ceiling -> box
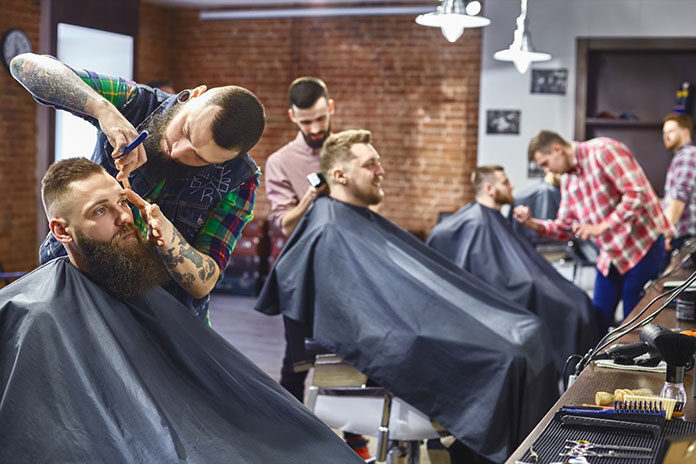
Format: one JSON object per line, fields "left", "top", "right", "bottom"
{"left": 143, "top": 0, "right": 436, "bottom": 9}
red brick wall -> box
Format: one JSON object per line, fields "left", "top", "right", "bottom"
{"left": 1, "top": 3, "right": 481, "bottom": 276}
{"left": 138, "top": 7, "right": 480, "bottom": 235}
{"left": 0, "top": 1, "right": 40, "bottom": 276}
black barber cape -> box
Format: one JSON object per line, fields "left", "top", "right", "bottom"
{"left": 255, "top": 197, "right": 558, "bottom": 463}
{"left": 0, "top": 258, "right": 363, "bottom": 464}
{"left": 507, "top": 181, "right": 561, "bottom": 245}
{"left": 427, "top": 202, "right": 599, "bottom": 373}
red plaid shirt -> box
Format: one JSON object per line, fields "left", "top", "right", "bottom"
{"left": 536, "top": 138, "right": 671, "bottom": 276}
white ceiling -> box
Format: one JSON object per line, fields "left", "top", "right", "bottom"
{"left": 143, "top": 0, "right": 436, "bottom": 8}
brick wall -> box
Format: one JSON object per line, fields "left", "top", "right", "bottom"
{"left": 0, "top": 1, "right": 40, "bottom": 276}
{"left": 138, "top": 6, "right": 480, "bottom": 235}
{"left": 0, "top": 2, "right": 481, "bottom": 276}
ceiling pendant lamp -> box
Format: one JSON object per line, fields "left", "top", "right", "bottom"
{"left": 416, "top": 0, "right": 490, "bottom": 43}
{"left": 493, "top": 0, "right": 551, "bottom": 73}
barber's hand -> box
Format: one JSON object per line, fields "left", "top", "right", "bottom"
{"left": 513, "top": 205, "right": 531, "bottom": 224}
{"left": 572, "top": 222, "right": 608, "bottom": 241}
{"left": 95, "top": 105, "right": 148, "bottom": 186}
{"left": 300, "top": 183, "right": 329, "bottom": 206}
{"left": 125, "top": 188, "right": 173, "bottom": 248}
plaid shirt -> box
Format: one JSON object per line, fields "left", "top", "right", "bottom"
{"left": 73, "top": 68, "right": 257, "bottom": 278}
{"left": 663, "top": 143, "right": 696, "bottom": 238}
{"left": 536, "top": 138, "right": 671, "bottom": 276}
{"left": 132, "top": 177, "right": 258, "bottom": 275}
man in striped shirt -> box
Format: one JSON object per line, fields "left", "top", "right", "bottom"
{"left": 10, "top": 53, "right": 265, "bottom": 323}
{"left": 514, "top": 131, "right": 671, "bottom": 332}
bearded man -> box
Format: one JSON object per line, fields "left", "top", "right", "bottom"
{"left": 11, "top": 53, "right": 266, "bottom": 323}
{"left": 256, "top": 131, "right": 559, "bottom": 463}
{"left": 427, "top": 165, "right": 599, "bottom": 372}
{"left": 0, "top": 158, "right": 364, "bottom": 463}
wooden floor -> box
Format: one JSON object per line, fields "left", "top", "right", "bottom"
{"left": 208, "top": 293, "right": 284, "bottom": 381}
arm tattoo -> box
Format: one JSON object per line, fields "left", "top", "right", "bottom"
{"left": 160, "top": 227, "right": 218, "bottom": 290}
{"left": 11, "top": 55, "right": 89, "bottom": 112}
{"left": 172, "top": 271, "right": 195, "bottom": 290}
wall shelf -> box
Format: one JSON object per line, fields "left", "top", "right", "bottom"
{"left": 575, "top": 38, "right": 696, "bottom": 197}
{"left": 585, "top": 118, "right": 663, "bottom": 128}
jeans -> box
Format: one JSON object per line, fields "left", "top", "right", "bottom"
{"left": 279, "top": 316, "right": 311, "bottom": 402}
{"left": 592, "top": 236, "right": 665, "bottom": 332}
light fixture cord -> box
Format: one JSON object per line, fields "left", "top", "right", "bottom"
{"left": 512, "top": 0, "right": 528, "bottom": 48}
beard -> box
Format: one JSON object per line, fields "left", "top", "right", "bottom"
{"left": 494, "top": 188, "right": 514, "bottom": 206}
{"left": 354, "top": 181, "right": 384, "bottom": 206}
{"left": 302, "top": 121, "right": 332, "bottom": 149}
{"left": 74, "top": 225, "right": 171, "bottom": 298}
{"left": 140, "top": 104, "right": 204, "bottom": 179}
{"left": 664, "top": 138, "right": 681, "bottom": 152}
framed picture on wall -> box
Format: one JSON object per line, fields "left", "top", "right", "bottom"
{"left": 528, "top": 160, "right": 544, "bottom": 178}
{"left": 531, "top": 69, "right": 568, "bottom": 95}
{"left": 486, "top": 110, "right": 520, "bottom": 134}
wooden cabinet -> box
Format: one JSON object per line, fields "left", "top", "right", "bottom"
{"left": 575, "top": 38, "right": 696, "bottom": 197}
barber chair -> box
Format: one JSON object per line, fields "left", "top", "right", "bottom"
{"left": 299, "top": 340, "right": 448, "bottom": 463}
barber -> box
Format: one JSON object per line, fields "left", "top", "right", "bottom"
{"left": 514, "top": 131, "right": 672, "bottom": 332}
{"left": 11, "top": 53, "right": 265, "bottom": 323}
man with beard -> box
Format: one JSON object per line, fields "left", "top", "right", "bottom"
{"left": 10, "top": 53, "right": 265, "bottom": 323}
{"left": 266, "top": 77, "right": 333, "bottom": 238}
{"left": 256, "top": 131, "right": 559, "bottom": 463}
{"left": 514, "top": 131, "right": 671, "bottom": 332}
{"left": 265, "top": 79, "right": 372, "bottom": 459}
{"left": 0, "top": 157, "right": 366, "bottom": 463}
{"left": 427, "top": 165, "right": 599, "bottom": 371}
{"left": 662, "top": 113, "right": 696, "bottom": 251}
{"left": 41, "top": 158, "right": 171, "bottom": 295}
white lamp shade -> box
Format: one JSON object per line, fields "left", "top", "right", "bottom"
{"left": 415, "top": 11, "right": 491, "bottom": 29}
{"left": 493, "top": 48, "right": 551, "bottom": 73}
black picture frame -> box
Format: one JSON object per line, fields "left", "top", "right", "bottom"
{"left": 531, "top": 68, "right": 568, "bottom": 95}
{"left": 486, "top": 110, "right": 520, "bottom": 135}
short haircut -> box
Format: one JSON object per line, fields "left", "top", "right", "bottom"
{"left": 471, "top": 165, "right": 504, "bottom": 195}
{"left": 320, "top": 129, "right": 371, "bottom": 180}
{"left": 288, "top": 77, "right": 329, "bottom": 109}
{"left": 528, "top": 130, "right": 570, "bottom": 161}
{"left": 41, "top": 157, "right": 105, "bottom": 217}
{"left": 664, "top": 112, "right": 694, "bottom": 133}
{"left": 207, "top": 86, "right": 266, "bottom": 156}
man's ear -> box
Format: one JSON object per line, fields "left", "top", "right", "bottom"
{"left": 49, "top": 218, "right": 74, "bottom": 244}
{"left": 328, "top": 98, "right": 335, "bottom": 116}
{"left": 483, "top": 182, "right": 494, "bottom": 197}
{"left": 332, "top": 167, "right": 347, "bottom": 185}
{"left": 288, "top": 107, "right": 297, "bottom": 124}
{"left": 189, "top": 85, "right": 207, "bottom": 99}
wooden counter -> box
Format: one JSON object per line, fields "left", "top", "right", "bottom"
{"left": 505, "top": 250, "right": 696, "bottom": 463}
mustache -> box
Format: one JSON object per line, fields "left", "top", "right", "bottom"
{"left": 112, "top": 224, "right": 141, "bottom": 243}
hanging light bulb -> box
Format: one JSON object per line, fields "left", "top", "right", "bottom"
{"left": 493, "top": 0, "right": 551, "bottom": 73}
{"left": 465, "top": 1, "right": 481, "bottom": 16}
{"left": 416, "top": 0, "right": 490, "bottom": 44}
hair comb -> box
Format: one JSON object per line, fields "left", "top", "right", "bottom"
{"left": 616, "top": 395, "right": 677, "bottom": 420}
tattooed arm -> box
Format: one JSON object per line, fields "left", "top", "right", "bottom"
{"left": 125, "top": 189, "right": 220, "bottom": 299}
{"left": 159, "top": 228, "right": 221, "bottom": 298}
{"left": 10, "top": 53, "right": 146, "bottom": 181}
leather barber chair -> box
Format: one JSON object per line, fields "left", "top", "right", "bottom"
{"left": 299, "top": 340, "right": 448, "bottom": 464}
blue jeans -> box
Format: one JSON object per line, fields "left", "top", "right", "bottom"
{"left": 592, "top": 236, "right": 665, "bottom": 332}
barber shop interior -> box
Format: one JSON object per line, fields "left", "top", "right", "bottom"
{"left": 4, "top": 0, "right": 696, "bottom": 463}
